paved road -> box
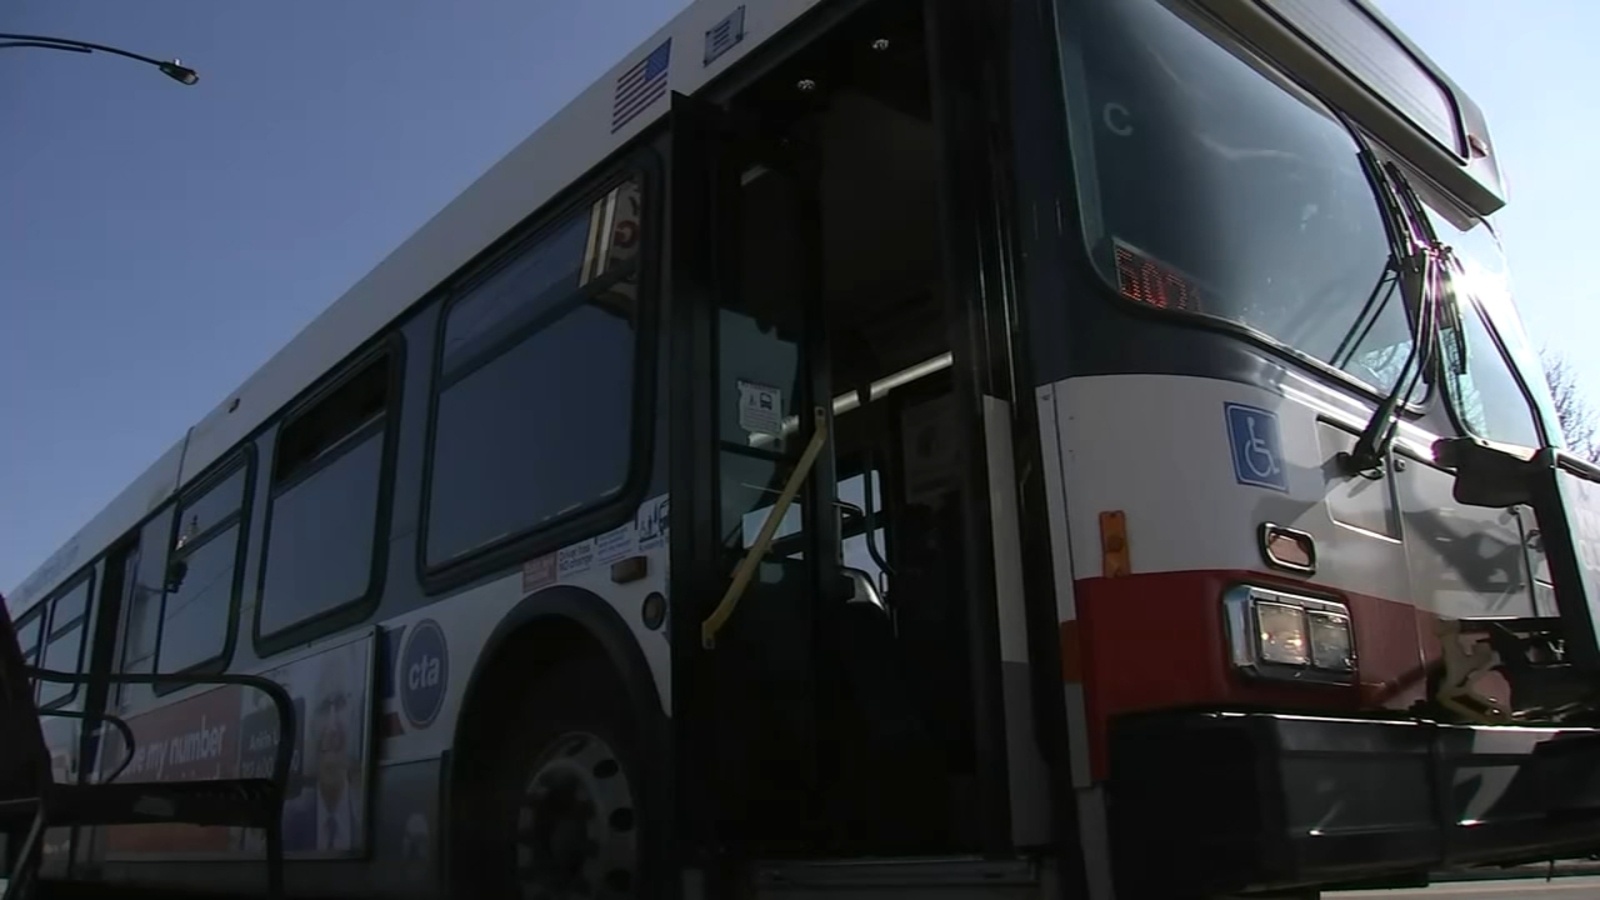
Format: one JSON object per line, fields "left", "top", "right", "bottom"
{"left": 1332, "top": 876, "right": 1600, "bottom": 899}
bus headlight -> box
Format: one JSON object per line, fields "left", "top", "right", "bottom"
{"left": 1224, "top": 586, "right": 1355, "bottom": 683}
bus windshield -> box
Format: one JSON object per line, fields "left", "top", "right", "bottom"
{"left": 1057, "top": 0, "right": 1416, "bottom": 394}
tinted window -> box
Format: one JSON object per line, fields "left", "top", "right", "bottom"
{"left": 1059, "top": 0, "right": 1412, "bottom": 391}
{"left": 426, "top": 179, "right": 644, "bottom": 566}
{"left": 160, "top": 523, "right": 240, "bottom": 672}
{"left": 120, "top": 509, "right": 173, "bottom": 676}
{"left": 259, "top": 429, "right": 384, "bottom": 636}
{"left": 443, "top": 216, "right": 590, "bottom": 372}
{"left": 38, "top": 575, "right": 91, "bottom": 706}
{"left": 271, "top": 359, "right": 388, "bottom": 482}
{"left": 39, "top": 625, "right": 84, "bottom": 706}
{"left": 258, "top": 357, "right": 390, "bottom": 638}
{"left": 175, "top": 467, "right": 246, "bottom": 551}
{"left": 443, "top": 180, "right": 642, "bottom": 375}
{"left": 50, "top": 578, "right": 89, "bottom": 630}
{"left": 159, "top": 465, "right": 248, "bottom": 673}
{"left": 16, "top": 608, "right": 43, "bottom": 664}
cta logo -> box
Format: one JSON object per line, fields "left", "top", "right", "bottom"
{"left": 399, "top": 619, "right": 449, "bottom": 730}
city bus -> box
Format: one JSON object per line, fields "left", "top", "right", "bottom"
{"left": 10, "top": 0, "right": 1600, "bottom": 897}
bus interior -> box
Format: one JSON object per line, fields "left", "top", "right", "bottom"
{"left": 689, "top": 0, "right": 987, "bottom": 858}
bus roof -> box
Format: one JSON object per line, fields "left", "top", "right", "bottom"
{"left": 7, "top": 0, "right": 818, "bottom": 613}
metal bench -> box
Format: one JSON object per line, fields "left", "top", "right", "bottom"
{"left": 0, "top": 597, "right": 294, "bottom": 900}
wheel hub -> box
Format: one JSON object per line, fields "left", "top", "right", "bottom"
{"left": 516, "top": 732, "right": 638, "bottom": 899}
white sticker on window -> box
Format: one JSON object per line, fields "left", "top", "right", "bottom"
{"left": 736, "top": 380, "right": 784, "bottom": 437}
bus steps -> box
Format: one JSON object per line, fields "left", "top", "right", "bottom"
{"left": 749, "top": 856, "right": 1045, "bottom": 899}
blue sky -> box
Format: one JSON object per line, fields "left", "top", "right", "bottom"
{"left": 2, "top": 0, "right": 1596, "bottom": 593}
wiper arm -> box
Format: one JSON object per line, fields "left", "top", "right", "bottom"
{"left": 1338, "top": 139, "right": 1448, "bottom": 476}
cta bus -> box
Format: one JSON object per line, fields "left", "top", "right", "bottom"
{"left": 11, "top": 0, "right": 1600, "bottom": 897}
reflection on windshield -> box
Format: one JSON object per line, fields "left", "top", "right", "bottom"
{"left": 1057, "top": 0, "right": 1414, "bottom": 393}
{"left": 1426, "top": 206, "right": 1557, "bottom": 448}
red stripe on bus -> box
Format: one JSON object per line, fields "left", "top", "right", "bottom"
{"left": 1070, "top": 569, "right": 1467, "bottom": 780}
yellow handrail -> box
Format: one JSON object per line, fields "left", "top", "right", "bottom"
{"left": 701, "top": 406, "right": 829, "bottom": 649}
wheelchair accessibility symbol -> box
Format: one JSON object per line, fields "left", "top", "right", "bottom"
{"left": 1224, "top": 402, "right": 1288, "bottom": 492}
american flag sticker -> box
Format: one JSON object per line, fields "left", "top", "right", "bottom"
{"left": 613, "top": 38, "right": 672, "bottom": 133}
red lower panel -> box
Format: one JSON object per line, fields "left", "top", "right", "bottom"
{"left": 1070, "top": 570, "right": 1435, "bottom": 779}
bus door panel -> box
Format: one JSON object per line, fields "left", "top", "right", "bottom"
{"left": 1397, "top": 458, "right": 1538, "bottom": 623}
{"left": 667, "top": 91, "right": 839, "bottom": 849}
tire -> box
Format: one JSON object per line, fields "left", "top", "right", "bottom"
{"left": 457, "top": 653, "right": 656, "bottom": 900}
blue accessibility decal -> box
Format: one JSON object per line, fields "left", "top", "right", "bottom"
{"left": 1224, "top": 402, "right": 1287, "bottom": 492}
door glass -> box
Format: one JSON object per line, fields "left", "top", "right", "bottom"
{"left": 724, "top": 452, "right": 804, "bottom": 556}
{"left": 739, "top": 471, "right": 886, "bottom": 568}
{"left": 720, "top": 308, "right": 803, "bottom": 453}
{"left": 838, "top": 473, "right": 888, "bottom": 586}
{"left": 719, "top": 162, "right": 811, "bottom": 455}
{"left": 717, "top": 158, "right": 813, "bottom": 561}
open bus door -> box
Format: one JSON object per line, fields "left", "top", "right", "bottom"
{"left": 667, "top": 81, "right": 984, "bottom": 865}
{"left": 666, "top": 89, "right": 846, "bottom": 861}
{"left": 666, "top": 0, "right": 1064, "bottom": 885}
{"left": 665, "top": 23, "right": 1017, "bottom": 871}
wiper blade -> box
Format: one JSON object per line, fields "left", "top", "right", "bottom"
{"left": 1332, "top": 114, "right": 1447, "bottom": 476}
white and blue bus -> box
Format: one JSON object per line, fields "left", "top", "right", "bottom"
{"left": 11, "top": 0, "right": 1600, "bottom": 897}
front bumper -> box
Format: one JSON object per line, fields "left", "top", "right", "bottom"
{"left": 1107, "top": 710, "right": 1600, "bottom": 895}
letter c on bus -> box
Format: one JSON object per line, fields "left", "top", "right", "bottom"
{"left": 1103, "top": 102, "right": 1133, "bottom": 137}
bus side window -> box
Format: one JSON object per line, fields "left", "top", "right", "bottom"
{"left": 121, "top": 507, "right": 174, "bottom": 681}
{"left": 257, "top": 354, "right": 392, "bottom": 640}
{"left": 16, "top": 604, "right": 45, "bottom": 693}
{"left": 37, "top": 571, "right": 93, "bottom": 708}
{"left": 425, "top": 176, "right": 646, "bottom": 568}
{"left": 156, "top": 461, "right": 250, "bottom": 674}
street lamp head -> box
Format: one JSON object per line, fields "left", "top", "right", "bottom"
{"left": 158, "top": 59, "right": 198, "bottom": 85}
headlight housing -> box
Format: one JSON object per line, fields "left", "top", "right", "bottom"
{"left": 1224, "top": 586, "right": 1355, "bottom": 684}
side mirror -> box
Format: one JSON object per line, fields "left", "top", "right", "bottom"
{"left": 1434, "top": 436, "right": 1537, "bottom": 508}
{"left": 165, "top": 559, "right": 189, "bottom": 594}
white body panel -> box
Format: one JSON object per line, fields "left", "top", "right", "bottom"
{"left": 1040, "top": 371, "right": 1539, "bottom": 620}
{"left": 1049, "top": 373, "right": 1411, "bottom": 602}
{"left": 377, "top": 494, "right": 672, "bottom": 766}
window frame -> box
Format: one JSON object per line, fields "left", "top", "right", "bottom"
{"left": 1057, "top": 0, "right": 1436, "bottom": 413}
{"left": 418, "top": 152, "right": 661, "bottom": 592}
{"left": 252, "top": 338, "right": 404, "bottom": 655}
{"left": 36, "top": 567, "right": 95, "bottom": 709}
{"left": 151, "top": 448, "right": 255, "bottom": 692}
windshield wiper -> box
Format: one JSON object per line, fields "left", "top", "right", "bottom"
{"left": 1338, "top": 140, "right": 1448, "bottom": 476}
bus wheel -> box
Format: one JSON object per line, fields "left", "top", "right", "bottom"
{"left": 483, "top": 655, "right": 648, "bottom": 899}
{"left": 516, "top": 730, "right": 639, "bottom": 898}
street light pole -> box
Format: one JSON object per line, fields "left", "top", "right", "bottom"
{"left": 0, "top": 33, "right": 198, "bottom": 84}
